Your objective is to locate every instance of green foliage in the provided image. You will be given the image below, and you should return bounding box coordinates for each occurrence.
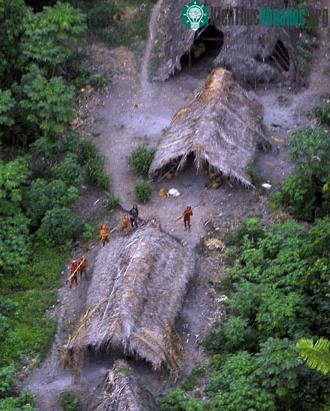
[204,316,253,354]
[224,217,264,247]
[0,157,30,213]
[247,164,261,188]
[31,132,80,165]
[133,180,152,203]
[0,0,28,88]
[128,145,154,176]
[24,179,78,226]
[92,72,109,91]
[106,194,120,211]
[20,66,75,140]
[57,391,81,411]
[314,103,330,126]
[207,352,276,411]
[181,364,206,391]
[80,223,95,243]
[0,364,16,396]
[37,207,76,246]
[0,390,37,411]
[158,388,203,411]
[78,139,109,189]
[51,154,84,188]
[0,213,31,272]
[85,0,153,49]
[273,128,330,221]
[165,217,330,410]
[22,2,86,70]
[297,338,330,376]
[0,90,15,138]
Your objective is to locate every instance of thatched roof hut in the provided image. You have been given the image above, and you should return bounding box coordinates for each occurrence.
[149,68,270,186]
[93,360,157,411]
[151,0,298,84]
[63,226,194,374]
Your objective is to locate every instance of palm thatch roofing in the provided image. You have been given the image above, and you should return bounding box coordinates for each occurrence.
[152,0,299,84]
[93,360,157,411]
[149,68,270,186]
[63,225,194,374]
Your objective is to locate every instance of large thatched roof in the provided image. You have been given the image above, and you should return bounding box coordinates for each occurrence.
[63,225,194,373]
[151,0,298,84]
[93,360,157,411]
[149,68,270,186]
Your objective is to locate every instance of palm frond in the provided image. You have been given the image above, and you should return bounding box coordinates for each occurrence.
[296,338,330,376]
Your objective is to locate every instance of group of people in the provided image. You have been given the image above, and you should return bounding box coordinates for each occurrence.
[68,204,194,289]
[67,255,88,289]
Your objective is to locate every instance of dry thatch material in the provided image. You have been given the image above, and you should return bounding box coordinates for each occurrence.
[93,360,157,411]
[63,226,194,374]
[149,68,270,186]
[152,0,298,84]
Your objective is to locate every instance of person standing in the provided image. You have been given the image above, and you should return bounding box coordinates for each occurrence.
[100,224,109,246]
[183,206,193,231]
[129,205,139,229]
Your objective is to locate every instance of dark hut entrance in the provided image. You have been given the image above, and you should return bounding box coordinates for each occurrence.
[266,40,290,72]
[180,25,224,73]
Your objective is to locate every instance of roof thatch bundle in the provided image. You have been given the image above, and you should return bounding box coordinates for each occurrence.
[149,68,270,186]
[93,360,157,411]
[63,226,194,374]
[151,0,299,84]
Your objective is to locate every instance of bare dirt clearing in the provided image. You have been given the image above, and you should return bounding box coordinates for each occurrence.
[26,2,330,409]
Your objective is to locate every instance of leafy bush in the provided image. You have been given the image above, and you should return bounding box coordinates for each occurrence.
[107,194,119,211]
[78,139,110,189]
[24,179,78,226]
[314,103,330,126]
[0,213,31,272]
[0,390,37,410]
[224,217,264,247]
[51,154,84,188]
[57,391,81,411]
[128,145,154,176]
[20,66,75,140]
[133,180,152,203]
[273,128,330,221]
[0,363,16,396]
[80,223,95,243]
[22,2,86,71]
[37,207,76,246]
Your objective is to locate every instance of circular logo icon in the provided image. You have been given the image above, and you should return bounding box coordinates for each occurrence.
[182,1,209,31]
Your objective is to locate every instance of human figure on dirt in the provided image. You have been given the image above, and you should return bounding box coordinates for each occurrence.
[129,205,139,229]
[67,259,79,289]
[79,255,88,280]
[183,206,193,231]
[122,214,130,234]
[100,224,109,246]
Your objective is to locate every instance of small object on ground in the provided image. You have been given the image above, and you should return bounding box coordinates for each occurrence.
[211,179,222,189]
[262,183,272,190]
[168,188,180,197]
[79,256,88,280]
[129,205,139,229]
[122,214,130,234]
[164,170,175,180]
[183,206,193,232]
[271,136,284,143]
[100,224,109,246]
[205,238,225,251]
[159,188,167,198]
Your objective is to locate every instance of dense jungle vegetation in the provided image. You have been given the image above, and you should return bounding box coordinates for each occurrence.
[0,0,329,410]
[159,123,330,409]
[0,1,111,409]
